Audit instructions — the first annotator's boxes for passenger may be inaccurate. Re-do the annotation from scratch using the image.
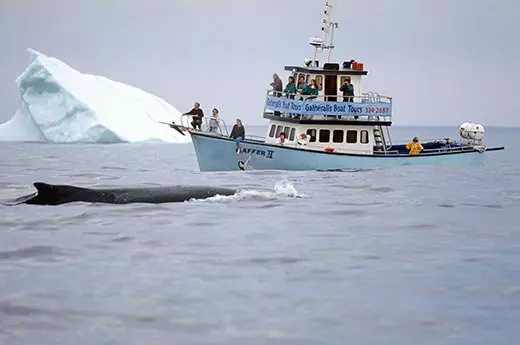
[276,132,287,146]
[284,76,296,99]
[339,78,354,102]
[183,102,204,130]
[296,75,307,99]
[305,79,319,99]
[229,118,245,154]
[405,136,424,155]
[297,133,310,146]
[270,73,283,116]
[208,108,220,134]
[270,73,283,97]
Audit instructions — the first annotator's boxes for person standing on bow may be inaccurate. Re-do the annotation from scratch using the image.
[230,119,245,154]
[208,108,220,134]
[183,102,204,130]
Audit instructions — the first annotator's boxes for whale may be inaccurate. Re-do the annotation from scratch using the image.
[5,182,237,205]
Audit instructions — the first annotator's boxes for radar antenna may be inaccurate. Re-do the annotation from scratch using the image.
[308,2,339,66]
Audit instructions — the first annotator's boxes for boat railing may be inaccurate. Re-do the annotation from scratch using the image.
[264,89,392,120]
[180,114,230,137]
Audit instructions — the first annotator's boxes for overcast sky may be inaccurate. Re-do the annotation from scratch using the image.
[0,0,518,126]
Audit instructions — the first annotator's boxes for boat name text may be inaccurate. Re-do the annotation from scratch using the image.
[239,146,274,159]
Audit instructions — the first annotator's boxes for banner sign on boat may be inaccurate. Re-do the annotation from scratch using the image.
[264,96,392,117]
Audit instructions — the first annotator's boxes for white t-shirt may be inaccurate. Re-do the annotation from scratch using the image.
[297,134,310,146]
[276,137,287,145]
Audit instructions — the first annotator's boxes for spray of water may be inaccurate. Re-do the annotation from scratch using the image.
[188,179,307,203]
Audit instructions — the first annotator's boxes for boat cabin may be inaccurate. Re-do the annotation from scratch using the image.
[263,60,393,154]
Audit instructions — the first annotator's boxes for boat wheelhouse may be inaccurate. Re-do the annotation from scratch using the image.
[170,1,504,172]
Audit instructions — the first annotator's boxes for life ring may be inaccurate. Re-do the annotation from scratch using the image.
[324,147,335,152]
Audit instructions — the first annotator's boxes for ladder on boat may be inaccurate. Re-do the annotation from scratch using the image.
[373,126,386,152]
[373,117,392,153]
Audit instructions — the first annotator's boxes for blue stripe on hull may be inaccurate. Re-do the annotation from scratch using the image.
[191,134,486,172]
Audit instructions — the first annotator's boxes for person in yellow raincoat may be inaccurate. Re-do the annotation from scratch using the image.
[405,137,424,155]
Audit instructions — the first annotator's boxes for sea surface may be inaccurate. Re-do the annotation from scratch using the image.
[0,126,519,345]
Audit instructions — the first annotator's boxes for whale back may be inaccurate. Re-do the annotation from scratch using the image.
[6,182,237,205]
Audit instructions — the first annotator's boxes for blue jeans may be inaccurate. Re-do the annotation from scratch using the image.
[235,136,243,149]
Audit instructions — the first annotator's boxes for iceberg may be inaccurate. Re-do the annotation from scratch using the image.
[0,48,190,143]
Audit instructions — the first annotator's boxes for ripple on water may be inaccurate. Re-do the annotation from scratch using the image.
[0,245,70,262]
[109,236,135,243]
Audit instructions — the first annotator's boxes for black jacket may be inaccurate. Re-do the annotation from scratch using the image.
[230,125,245,139]
[185,108,204,119]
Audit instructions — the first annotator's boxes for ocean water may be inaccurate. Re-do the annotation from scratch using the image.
[0,125,519,345]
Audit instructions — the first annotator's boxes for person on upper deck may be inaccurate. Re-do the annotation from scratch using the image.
[208,108,220,134]
[405,137,424,155]
[339,78,354,102]
[304,79,319,99]
[230,119,245,153]
[296,76,307,100]
[184,102,204,130]
[284,76,297,99]
[270,73,283,97]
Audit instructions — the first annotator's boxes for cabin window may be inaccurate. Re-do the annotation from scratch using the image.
[360,130,369,144]
[275,125,283,138]
[319,129,330,143]
[332,130,344,143]
[346,130,357,143]
[269,124,276,138]
[306,129,317,142]
[283,126,290,137]
[315,75,323,91]
[289,128,296,141]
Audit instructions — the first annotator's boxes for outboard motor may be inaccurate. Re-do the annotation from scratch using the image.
[459,122,485,145]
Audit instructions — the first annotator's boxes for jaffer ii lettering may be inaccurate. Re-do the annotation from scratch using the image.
[239,147,274,159]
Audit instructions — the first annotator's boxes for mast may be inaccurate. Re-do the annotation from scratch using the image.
[308,1,339,66]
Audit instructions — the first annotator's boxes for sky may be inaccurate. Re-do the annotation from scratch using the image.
[0,0,519,127]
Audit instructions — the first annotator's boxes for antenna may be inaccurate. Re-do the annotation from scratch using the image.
[308,1,339,65]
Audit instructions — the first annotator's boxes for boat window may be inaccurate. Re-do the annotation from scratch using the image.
[284,126,290,137]
[332,130,344,143]
[315,75,323,90]
[346,130,357,143]
[275,125,283,138]
[306,129,317,142]
[360,130,369,144]
[289,128,296,141]
[269,124,276,138]
[319,129,330,143]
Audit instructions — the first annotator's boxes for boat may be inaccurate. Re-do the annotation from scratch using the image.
[171,1,505,172]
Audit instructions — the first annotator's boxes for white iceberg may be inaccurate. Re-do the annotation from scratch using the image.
[0,48,190,143]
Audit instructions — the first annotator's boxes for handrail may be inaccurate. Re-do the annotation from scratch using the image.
[268,89,392,103]
[180,114,230,137]
[264,89,392,119]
